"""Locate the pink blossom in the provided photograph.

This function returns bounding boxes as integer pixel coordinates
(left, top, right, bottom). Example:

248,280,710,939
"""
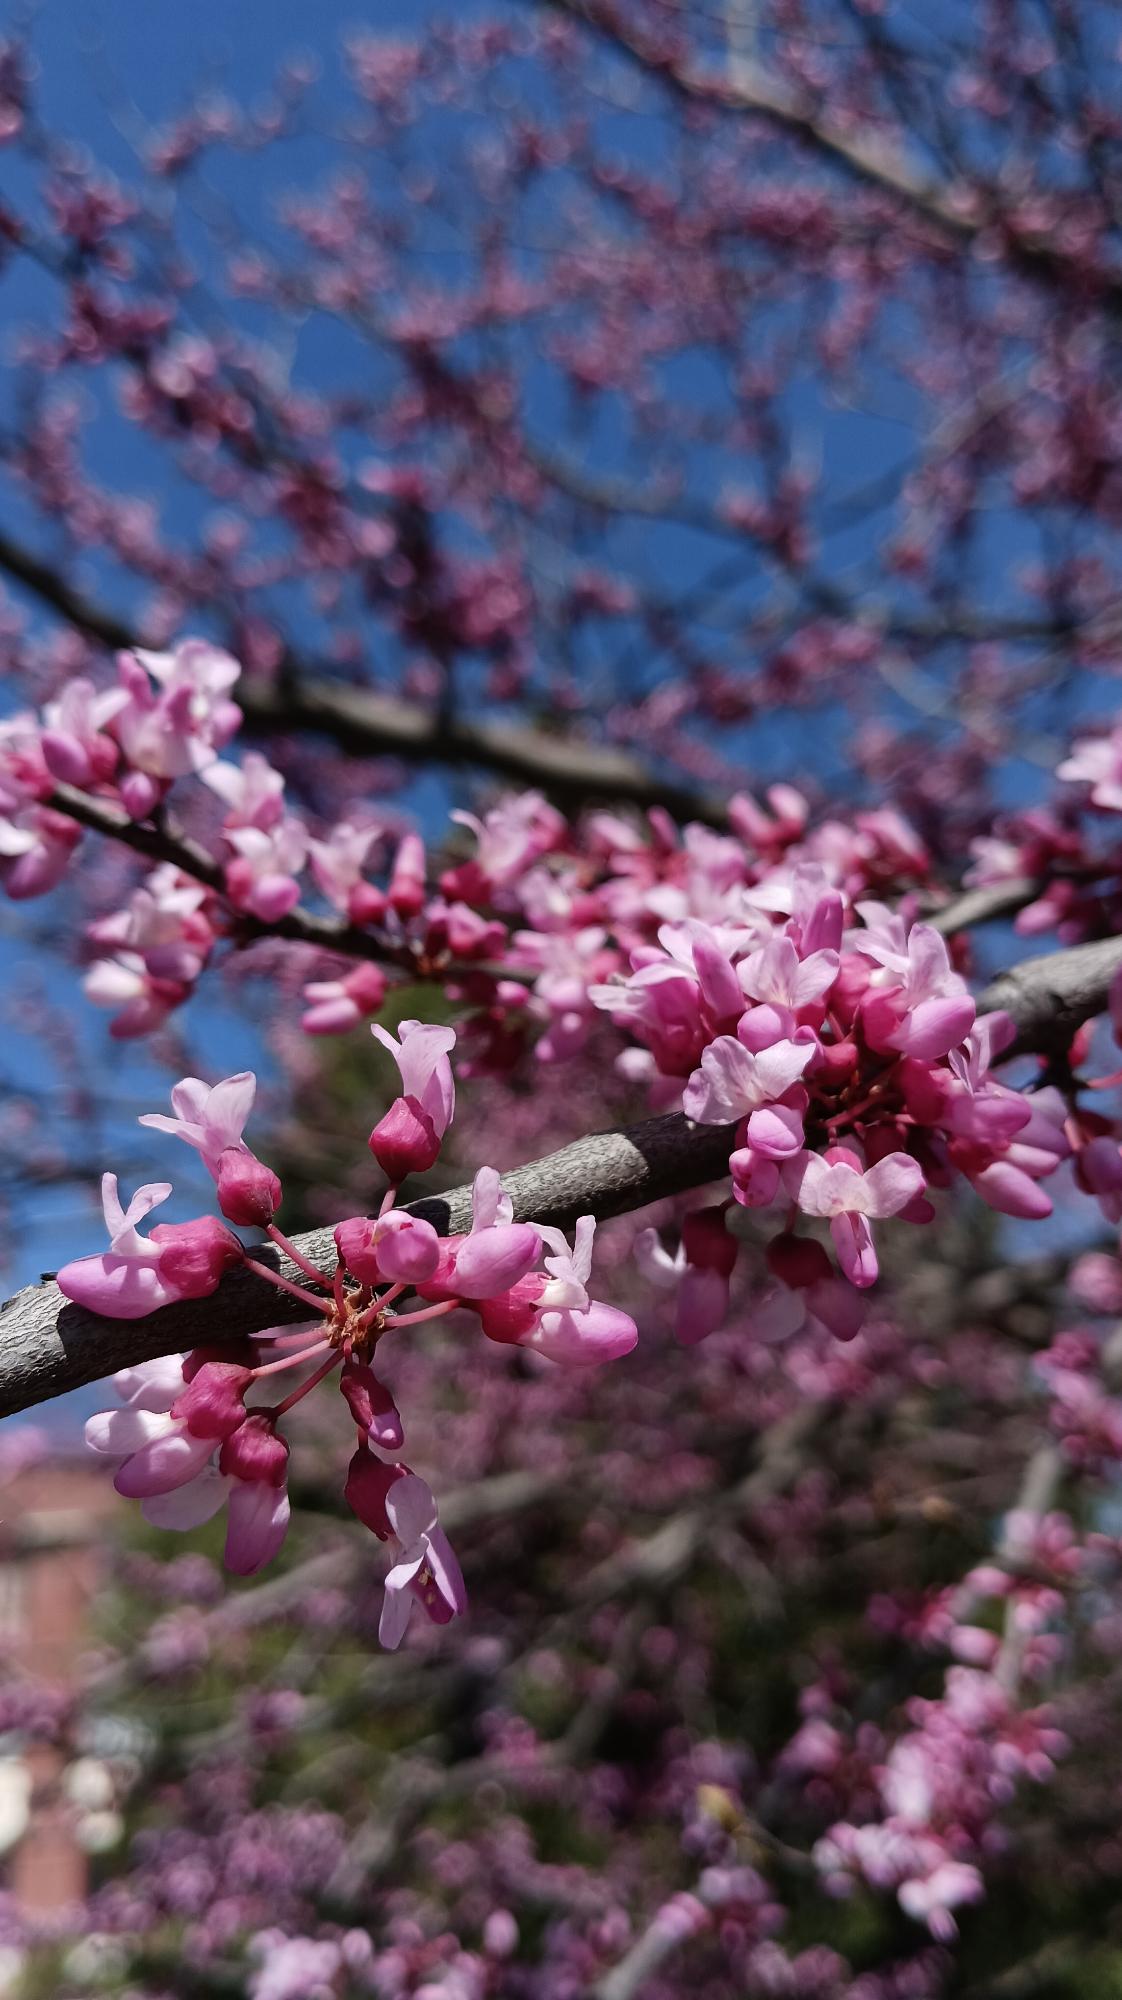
139,1072,259,1178
83,951,190,1039
683,1034,816,1125
379,1472,467,1648
448,790,564,894
40,675,126,788
443,1168,541,1300
785,1149,926,1287
369,1020,456,1178
111,639,242,781
0,802,82,899
387,831,426,917
636,1205,737,1344
1057,727,1122,809
223,819,307,922
58,1174,228,1318
738,934,840,1011
478,1215,638,1365
301,962,388,1034
219,1414,291,1575
858,918,975,1062
308,819,385,921
201,751,286,829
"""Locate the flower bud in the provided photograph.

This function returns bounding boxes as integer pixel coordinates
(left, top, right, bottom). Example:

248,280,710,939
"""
344,1445,406,1536
373,1210,441,1284
219,1412,288,1486
766,1232,834,1290
172,1361,253,1440
215,1147,282,1227
334,1216,382,1285
150,1216,243,1296
368,1096,440,1181
339,1360,404,1451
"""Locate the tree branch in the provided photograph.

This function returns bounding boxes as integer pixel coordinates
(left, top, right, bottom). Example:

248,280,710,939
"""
529,0,1122,307
0,526,729,827
47,782,411,969
1,930,1119,1418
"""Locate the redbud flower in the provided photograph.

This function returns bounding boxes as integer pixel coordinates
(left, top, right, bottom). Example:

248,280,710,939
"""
58,1175,228,1318
219,1414,291,1576
369,1020,455,1179
785,1148,926,1288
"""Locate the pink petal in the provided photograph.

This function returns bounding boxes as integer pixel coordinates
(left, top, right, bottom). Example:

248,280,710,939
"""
830,1212,878,1288
224,1479,290,1576
862,1153,926,1218
114,1428,216,1498
451,1222,541,1299
141,1468,231,1530
384,1473,439,1549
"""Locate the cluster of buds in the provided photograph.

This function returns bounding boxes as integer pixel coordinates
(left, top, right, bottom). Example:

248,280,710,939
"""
64,1023,637,1641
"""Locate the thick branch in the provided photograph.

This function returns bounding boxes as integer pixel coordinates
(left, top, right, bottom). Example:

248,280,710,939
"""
0,1114,737,1418
1,930,1120,1417
980,934,1122,1056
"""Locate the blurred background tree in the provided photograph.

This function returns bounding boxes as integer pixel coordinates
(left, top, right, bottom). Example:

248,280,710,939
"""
4,1,1122,1994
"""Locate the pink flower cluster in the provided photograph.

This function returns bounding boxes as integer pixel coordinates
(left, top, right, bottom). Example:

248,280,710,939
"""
64,1024,637,1631
814,1664,1067,1941
594,893,1067,1322
4,636,1107,1343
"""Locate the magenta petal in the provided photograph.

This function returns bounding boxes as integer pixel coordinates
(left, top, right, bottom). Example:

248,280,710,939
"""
141,1468,230,1530
862,1153,926,1217
424,1524,468,1617
675,1268,728,1346
889,995,976,1063
375,1212,441,1284
746,1102,804,1160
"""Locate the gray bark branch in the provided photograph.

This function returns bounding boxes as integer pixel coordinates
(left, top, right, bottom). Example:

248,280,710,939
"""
0,933,1117,1419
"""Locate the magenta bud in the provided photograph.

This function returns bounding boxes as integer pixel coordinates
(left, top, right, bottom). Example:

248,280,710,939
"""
334,1215,382,1285
681,1206,738,1278
478,1274,545,1346
368,1095,440,1181
41,730,93,788
219,1412,288,1486
172,1361,253,1439
344,1444,406,1536
766,1232,834,1290
347,883,389,928
373,1210,441,1284
340,1360,404,1451
118,770,163,820
215,1147,282,1227
150,1215,243,1296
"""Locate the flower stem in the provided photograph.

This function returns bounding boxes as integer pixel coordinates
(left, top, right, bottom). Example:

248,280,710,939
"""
267,1224,328,1285
251,1337,334,1380
244,1257,330,1313
271,1351,342,1418
355,1280,406,1329
384,1299,459,1328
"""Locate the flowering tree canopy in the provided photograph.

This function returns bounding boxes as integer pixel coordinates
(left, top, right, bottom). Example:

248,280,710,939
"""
5,3,1122,1995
